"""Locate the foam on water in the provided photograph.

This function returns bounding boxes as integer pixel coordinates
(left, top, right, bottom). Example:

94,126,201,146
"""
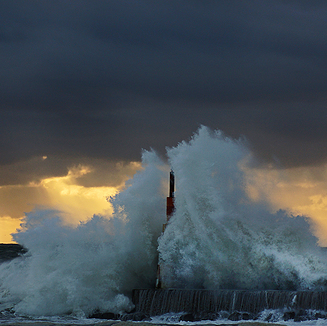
0,126,327,318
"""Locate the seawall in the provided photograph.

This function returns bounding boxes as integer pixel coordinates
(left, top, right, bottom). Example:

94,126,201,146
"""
132,289,327,316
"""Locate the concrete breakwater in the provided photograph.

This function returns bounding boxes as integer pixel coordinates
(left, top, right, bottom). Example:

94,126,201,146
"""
131,289,327,321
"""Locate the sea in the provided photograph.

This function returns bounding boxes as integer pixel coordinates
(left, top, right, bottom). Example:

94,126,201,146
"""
1,126,327,325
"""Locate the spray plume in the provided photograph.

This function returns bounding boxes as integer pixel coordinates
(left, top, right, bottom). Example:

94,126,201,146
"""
0,126,326,317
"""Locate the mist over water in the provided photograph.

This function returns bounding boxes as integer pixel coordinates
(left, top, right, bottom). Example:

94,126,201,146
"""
1,126,327,318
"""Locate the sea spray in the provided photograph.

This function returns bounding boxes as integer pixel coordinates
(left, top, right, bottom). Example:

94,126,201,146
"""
158,126,327,290
1,126,327,319
0,150,166,316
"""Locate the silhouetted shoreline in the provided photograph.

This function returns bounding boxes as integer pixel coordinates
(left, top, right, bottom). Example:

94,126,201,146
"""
0,243,27,262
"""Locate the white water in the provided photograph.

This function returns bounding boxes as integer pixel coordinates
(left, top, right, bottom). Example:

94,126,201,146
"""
158,127,327,290
1,126,327,322
0,151,166,317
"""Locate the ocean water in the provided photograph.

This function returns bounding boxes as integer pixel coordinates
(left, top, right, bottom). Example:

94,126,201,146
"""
1,126,327,325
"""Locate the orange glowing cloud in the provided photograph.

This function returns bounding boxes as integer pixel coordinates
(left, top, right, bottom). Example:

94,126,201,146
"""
0,161,142,243
34,164,118,225
243,164,327,246
0,216,22,243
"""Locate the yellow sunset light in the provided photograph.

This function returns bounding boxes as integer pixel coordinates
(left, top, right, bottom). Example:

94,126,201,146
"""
0,165,120,242
0,216,22,243
243,164,327,246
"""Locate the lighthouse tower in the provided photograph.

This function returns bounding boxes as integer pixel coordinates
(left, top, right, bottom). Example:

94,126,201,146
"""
164,170,175,230
155,170,175,288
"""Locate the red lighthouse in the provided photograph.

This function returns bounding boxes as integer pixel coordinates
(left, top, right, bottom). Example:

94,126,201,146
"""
156,170,175,288
164,170,175,230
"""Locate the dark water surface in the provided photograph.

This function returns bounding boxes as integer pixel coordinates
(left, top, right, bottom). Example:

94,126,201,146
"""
0,244,26,262
0,322,283,326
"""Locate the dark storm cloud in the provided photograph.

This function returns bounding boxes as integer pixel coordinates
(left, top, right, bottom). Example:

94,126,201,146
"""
1,0,327,185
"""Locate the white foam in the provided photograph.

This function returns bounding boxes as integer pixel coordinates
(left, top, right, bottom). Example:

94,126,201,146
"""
158,126,327,290
0,150,166,316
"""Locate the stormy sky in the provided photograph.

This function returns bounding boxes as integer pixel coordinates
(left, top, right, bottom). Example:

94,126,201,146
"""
2,1,327,242
2,0,327,178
